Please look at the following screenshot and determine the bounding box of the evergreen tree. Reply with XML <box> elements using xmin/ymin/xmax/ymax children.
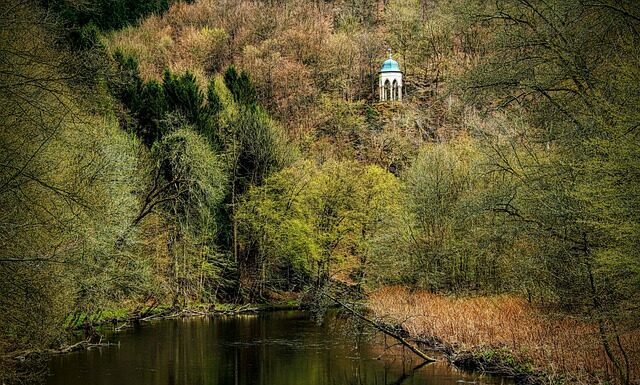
<box><xmin>137</xmin><ymin>80</ymin><xmax>168</xmax><ymax>146</ymax></box>
<box><xmin>224</xmin><ymin>65</ymin><xmax>257</xmax><ymax>106</ymax></box>
<box><xmin>162</xmin><ymin>69</ymin><xmax>205</xmax><ymax>126</ymax></box>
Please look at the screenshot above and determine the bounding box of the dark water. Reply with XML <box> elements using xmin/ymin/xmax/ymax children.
<box><xmin>47</xmin><ymin>310</ymin><xmax>510</xmax><ymax>385</ymax></box>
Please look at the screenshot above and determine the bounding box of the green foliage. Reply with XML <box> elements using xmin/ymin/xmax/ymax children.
<box><xmin>236</xmin><ymin>159</ymin><xmax>402</xmax><ymax>297</ymax></box>
<box><xmin>163</xmin><ymin>70</ymin><xmax>205</xmax><ymax>126</ymax></box>
<box><xmin>152</xmin><ymin>128</ymin><xmax>226</xmax><ymax>226</ymax></box>
<box><xmin>224</xmin><ymin>65</ymin><xmax>257</xmax><ymax>106</ymax></box>
<box><xmin>317</xmin><ymin>97</ymin><xmax>367</xmax><ymax>137</ymax></box>
<box><xmin>231</xmin><ymin>106</ymin><xmax>294</xmax><ymax>192</ymax></box>
<box><xmin>236</xmin><ymin>161</ymin><xmax>320</xmax><ymax>292</ymax></box>
<box><xmin>461</xmin><ymin>2</ymin><xmax>640</xmax><ymax>382</ymax></box>
<box><xmin>111</xmin><ymin>55</ymin><xmax>218</xmax><ymax>146</ymax></box>
<box><xmin>463</xmin><ymin>0</ymin><xmax>640</xmax><ymax>308</ymax></box>
<box><xmin>0</xmin><ymin>5</ymin><xmax>238</xmax><ymax>368</ymax></box>
<box><xmin>69</xmin><ymin>22</ymin><xmax>103</xmax><ymax>51</ymax></box>
<box><xmin>112</xmin><ymin>49</ymin><xmax>143</xmax><ymax>109</ymax></box>
<box><xmin>150</xmin><ymin>128</ymin><xmax>229</xmax><ymax>303</ymax></box>
<box><xmin>200</xmin><ymin>75</ymin><xmax>238</xmax><ymax>150</ymax></box>
<box><xmin>206</xmin><ymin>77</ymin><xmax>224</xmax><ymax>118</ymax></box>
<box><xmin>0</xmin><ymin>1</ymin><xmax>153</xmax><ymax>357</ymax></box>
<box><xmin>367</xmin><ymin>137</ymin><xmax>515</xmax><ymax>292</ymax></box>
<box><xmin>137</xmin><ymin>80</ymin><xmax>169</xmax><ymax>145</ymax></box>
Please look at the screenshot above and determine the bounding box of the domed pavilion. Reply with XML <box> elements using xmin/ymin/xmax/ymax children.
<box><xmin>379</xmin><ymin>51</ymin><xmax>403</xmax><ymax>102</ymax></box>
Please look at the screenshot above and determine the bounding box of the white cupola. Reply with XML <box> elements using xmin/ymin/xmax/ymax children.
<box><xmin>379</xmin><ymin>50</ymin><xmax>403</xmax><ymax>102</ymax></box>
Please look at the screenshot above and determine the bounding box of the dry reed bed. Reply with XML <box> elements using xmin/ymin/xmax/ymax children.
<box><xmin>368</xmin><ymin>287</ymin><xmax>639</xmax><ymax>385</ymax></box>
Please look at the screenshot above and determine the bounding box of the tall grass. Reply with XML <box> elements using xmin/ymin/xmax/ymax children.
<box><xmin>368</xmin><ymin>287</ymin><xmax>639</xmax><ymax>385</ymax></box>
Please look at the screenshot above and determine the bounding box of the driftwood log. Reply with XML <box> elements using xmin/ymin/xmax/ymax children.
<box><xmin>4</xmin><ymin>338</ymin><xmax>113</xmax><ymax>361</ymax></box>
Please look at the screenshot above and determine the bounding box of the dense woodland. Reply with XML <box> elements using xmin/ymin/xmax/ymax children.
<box><xmin>1</xmin><ymin>0</ymin><xmax>639</xmax><ymax>383</ymax></box>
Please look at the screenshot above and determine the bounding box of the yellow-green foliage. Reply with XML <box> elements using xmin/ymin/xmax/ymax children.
<box><xmin>0</xmin><ymin>2</ymin><xmax>150</xmax><ymax>351</ymax></box>
<box><xmin>236</xmin><ymin>159</ymin><xmax>402</xmax><ymax>289</ymax></box>
<box><xmin>150</xmin><ymin>128</ymin><xmax>228</xmax><ymax>303</ymax></box>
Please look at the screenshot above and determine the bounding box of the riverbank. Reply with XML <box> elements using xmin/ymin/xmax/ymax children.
<box><xmin>68</xmin><ymin>300</ymin><xmax>304</xmax><ymax>331</ymax></box>
<box><xmin>367</xmin><ymin>287</ymin><xmax>639</xmax><ymax>385</ymax></box>
<box><xmin>1</xmin><ymin>300</ymin><xmax>309</xmax><ymax>382</ymax></box>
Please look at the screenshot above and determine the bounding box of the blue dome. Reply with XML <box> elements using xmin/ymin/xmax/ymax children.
<box><xmin>380</xmin><ymin>58</ymin><xmax>401</xmax><ymax>72</ymax></box>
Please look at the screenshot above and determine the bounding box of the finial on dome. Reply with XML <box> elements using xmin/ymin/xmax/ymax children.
<box><xmin>387</xmin><ymin>48</ymin><xmax>392</xmax><ymax>59</ymax></box>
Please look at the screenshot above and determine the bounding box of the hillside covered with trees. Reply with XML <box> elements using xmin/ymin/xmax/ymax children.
<box><xmin>1</xmin><ymin>0</ymin><xmax>639</xmax><ymax>384</ymax></box>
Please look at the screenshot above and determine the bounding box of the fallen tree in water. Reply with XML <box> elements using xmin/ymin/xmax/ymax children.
<box><xmin>321</xmin><ymin>292</ymin><xmax>437</xmax><ymax>362</ymax></box>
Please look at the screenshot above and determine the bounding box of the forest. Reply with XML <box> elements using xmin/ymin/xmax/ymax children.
<box><xmin>1</xmin><ymin>0</ymin><xmax>639</xmax><ymax>384</ymax></box>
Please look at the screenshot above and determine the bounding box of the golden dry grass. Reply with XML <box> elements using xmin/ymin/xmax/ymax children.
<box><xmin>368</xmin><ymin>287</ymin><xmax>639</xmax><ymax>385</ymax></box>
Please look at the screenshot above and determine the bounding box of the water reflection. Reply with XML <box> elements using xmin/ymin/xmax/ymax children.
<box><xmin>47</xmin><ymin>311</ymin><xmax>511</xmax><ymax>385</ymax></box>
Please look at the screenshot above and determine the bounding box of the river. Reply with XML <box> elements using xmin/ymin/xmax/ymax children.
<box><xmin>47</xmin><ymin>310</ymin><xmax>511</xmax><ymax>385</ymax></box>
